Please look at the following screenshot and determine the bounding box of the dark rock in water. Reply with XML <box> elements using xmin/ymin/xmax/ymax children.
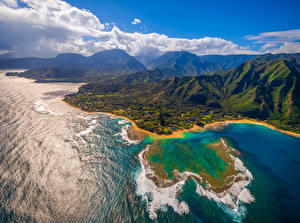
<box><xmin>127</xmin><ymin>126</ymin><xmax>148</xmax><ymax>141</ymax></box>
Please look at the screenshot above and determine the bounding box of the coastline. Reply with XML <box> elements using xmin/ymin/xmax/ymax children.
<box><xmin>62</xmin><ymin>99</ymin><xmax>204</xmax><ymax>139</ymax></box>
<box><xmin>63</xmin><ymin>100</ymin><xmax>300</xmax><ymax>139</ymax></box>
<box><xmin>204</xmin><ymin>119</ymin><xmax>300</xmax><ymax>139</ymax></box>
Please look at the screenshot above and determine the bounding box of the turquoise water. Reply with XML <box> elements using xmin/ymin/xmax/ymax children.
<box><xmin>76</xmin><ymin>115</ymin><xmax>300</xmax><ymax>222</ymax></box>
<box><xmin>147</xmin><ymin>135</ymin><xmax>232</xmax><ymax>187</ymax></box>
<box><xmin>213</xmin><ymin>124</ymin><xmax>300</xmax><ymax>222</ymax></box>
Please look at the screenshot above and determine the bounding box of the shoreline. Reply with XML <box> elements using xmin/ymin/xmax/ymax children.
<box><xmin>63</xmin><ymin>100</ymin><xmax>300</xmax><ymax>139</ymax></box>
<box><xmin>63</xmin><ymin>99</ymin><xmax>204</xmax><ymax>139</ymax></box>
<box><xmin>4</xmin><ymin>71</ymin><xmax>300</xmax><ymax>139</ymax></box>
<box><xmin>204</xmin><ymin>119</ymin><xmax>300</xmax><ymax>139</ymax></box>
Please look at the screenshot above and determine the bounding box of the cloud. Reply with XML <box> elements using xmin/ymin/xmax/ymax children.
<box><xmin>259</xmin><ymin>43</ymin><xmax>278</xmax><ymax>51</ymax></box>
<box><xmin>132</xmin><ymin>18</ymin><xmax>141</xmax><ymax>25</ymax></box>
<box><xmin>0</xmin><ymin>0</ymin><xmax>257</xmax><ymax>58</ymax></box>
<box><xmin>2</xmin><ymin>0</ymin><xmax>18</xmax><ymax>7</ymax></box>
<box><xmin>246</xmin><ymin>29</ymin><xmax>300</xmax><ymax>54</ymax></box>
<box><xmin>0</xmin><ymin>0</ymin><xmax>104</xmax><ymax>57</ymax></box>
<box><xmin>265</xmin><ymin>42</ymin><xmax>300</xmax><ymax>54</ymax></box>
<box><xmin>246</xmin><ymin>29</ymin><xmax>300</xmax><ymax>43</ymax></box>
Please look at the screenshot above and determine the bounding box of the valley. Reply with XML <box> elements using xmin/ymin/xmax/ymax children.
<box><xmin>63</xmin><ymin>53</ymin><xmax>300</xmax><ymax>135</ymax></box>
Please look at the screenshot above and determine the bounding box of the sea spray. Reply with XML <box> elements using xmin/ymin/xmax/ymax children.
<box><xmin>114</xmin><ymin>119</ymin><xmax>142</xmax><ymax>145</ymax></box>
<box><xmin>76</xmin><ymin>119</ymin><xmax>98</xmax><ymax>137</ymax></box>
<box><xmin>195</xmin><ymin>156</ymin><xmax>254</xmax><ymax>222</ymax></box>
<box><xmin>136</xmin><ymin>137</ymin><xmax>255</xmax><ymax>221</ymax></box>
<box><xmin>135</xmin><ymin>145</ymin><xmax>190</xmax><ymax>219</ymax></box>
<box><xmin>33</xmin><ymin>100</ymin><xmax>57</xmax><ymax>115</ymax></box>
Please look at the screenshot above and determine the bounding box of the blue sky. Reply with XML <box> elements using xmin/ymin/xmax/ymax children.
<box><xmin>68</xmin><ymin>0</ymin><xmax>300</xmax><ymax>44</ymax></box>
<box><xmin>0</xmin><ymin>0</ymin><xmax>299</xmax><ymax>57</ymax></box>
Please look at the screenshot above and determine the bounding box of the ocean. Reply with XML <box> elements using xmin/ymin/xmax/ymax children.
<box><xmin>0</xmin><ymin>73</ymin><xmax>300</xmax><ymax>222</ymax></box>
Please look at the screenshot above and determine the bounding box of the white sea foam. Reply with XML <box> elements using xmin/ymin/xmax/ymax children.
<box><xmin>33</xmin><ymin>101</ymin><xmax>56</xmax><ymax>115</ymax></box>
<box><xmin>121</xmin><ymin>125</ymin><xmax>141</xmax><ymax>145</ymax></box>
<box><xmin>118</xmin><ymin>119</ymin><xmax>131</xmax><ymax>125</ymax></box>
<box><xmin>135</xmin><ymin>139</ymin><xmax>255</xmax><ymax>221</ymax></box>
<box><xmin>76</xmin><ymin>119</ymin><xmax>97</xmax><ymax>137</ymax></box>
<box><xmin>135</xmin><ymin>146</ymin><xmax>190</xmax><ymax>219</ymax></box>
<box><xmin>114</xmin><ymin>120</ymin><xmax>141</xmax><ymax>145</ymax></box>
<box><xmin>195</xmin><ymin>147</ymin><xmax>254</xmax><ymax>221</ymax></box>
<box><xmin>83</xmin><ymin>115</ymin><xmax>94</xmax><ymax>120</ymax></box>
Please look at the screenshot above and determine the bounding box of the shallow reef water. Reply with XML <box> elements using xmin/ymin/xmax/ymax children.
<box><xmin>1</xmin><ymin>73</ymin><xmax>300</xmax><ymax>222</ymax></box>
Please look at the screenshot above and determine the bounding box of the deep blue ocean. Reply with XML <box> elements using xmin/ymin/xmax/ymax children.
<box><xmin>2</xmin><ymin>75</ymin><xmax>299</xmax><ymax>222</ymax></box>
<box><xmin>78</xmin><ymin>114</ymin><xmax>300</xmax><ymax>223</ymax></box>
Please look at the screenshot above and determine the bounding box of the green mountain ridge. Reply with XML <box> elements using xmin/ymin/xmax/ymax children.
<box><xmin>148</xmin><ymin>51</ymin><xmax>220</xmax><ymax>75</ymax></box>
<box><xmin>3</xmin><ymin>49</ymin><xmax>146</xmax><ymax>80</ymax></box>
<box><xmin>221</xmin><ymin>57</ymin><xmax>300</xmax><ymax>117</ymax></box>
<box><xmin>64</xmin><ymin>55</ymin><xmax>300</xmax><ymax>134</ymax></box>
<box><xmin>198</xmin><ymin>54</ymin><xmax>258</xmax><ymax>70</ymax></box>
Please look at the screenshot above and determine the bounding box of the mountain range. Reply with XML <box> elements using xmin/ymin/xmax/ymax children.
<box><xmin>2</xmin><ymin>48</ymin><xmax>300</xmax><ymax>134</ymax></box>
<box><xmin>2</xmin><ymin>49</ymin><xmax>261</xmax><ymax>81</ymax></box>
<box><xmin>1</xmin><ymin>49</ymin><xmax>146</xmax><ymax>78</ymax></box>
<box><xmin>64</xmin><ymin>53</ymin><xmax>300</xmax><ymax>134</ymax></box>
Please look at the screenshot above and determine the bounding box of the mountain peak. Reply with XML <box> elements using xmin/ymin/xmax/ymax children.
<box><xmin>148</xmin><ymin>50</ymin><xmax>216</xmax><ymax>75</ymax></box>
<box><xmin>90</xmin><ymin>49</ymin><xmax>130</xmax><ymax>58</ymax></box>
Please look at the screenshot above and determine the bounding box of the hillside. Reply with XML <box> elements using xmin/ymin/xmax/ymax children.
<box><xmin>64</xmin><ymin>55</ymin><xmax>300</xmax><ymax>134</ymax></box>
<box><xmin>148</xmin><ymin>51</ymin><xmax>219</xmax><ymax>75</ymax></box>
<box><xmin>2</xmin><ymin>49</ymin><xmax>146</xmax><ymax>81</ymax></box>
<box><xmin>198</xmin><ymin>54</ymin><xmax>258</xmax><ymax>69</ymax></box>
<box><xmin>220</xmin><ymin>57</ymin><xmax>300</xmax><ymax>130</ymax></box>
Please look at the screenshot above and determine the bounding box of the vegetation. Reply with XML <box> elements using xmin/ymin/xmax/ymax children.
<box><xmin>64</xmin><ymin>74</ymin><xmax>243</xmax><ymax>134</ymax></box>
<box><xmin>65</xmin><ymin>55</ymin><xmax>300</xmax><ymax>135</ymax></box>
<box><xmin>65</xmin><ymin>92</ymin><xmax>242</xmax><ymax>134</ymax></box>
<box><xmin>5</xmin><ymin>50</ymin><xmax>299</xmax><ymax>134</ymax></box>
<box><xmin>148</xmin><ymin>51</ymin><xmax>219</xmax><ymax>75</ymax></box>
<box><xmin>4</xmin><ymin>49</ymin><xmax>146</xmax><ymax>82</ymax></box>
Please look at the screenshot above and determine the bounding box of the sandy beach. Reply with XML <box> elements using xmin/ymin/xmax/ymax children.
<box><xmin>204</xmin><ymin>119</ymin><xmax>300</xmax><ymax>139</ymax></box>
<box><xmin>63</xmin><ymin>101</ymin><xmax>206</xmax><ymax>139</ymax></box>
<box><xmin>64</xmin><ymin>101</ymin><xmax>300</xmax><ymax>140</ymax></box>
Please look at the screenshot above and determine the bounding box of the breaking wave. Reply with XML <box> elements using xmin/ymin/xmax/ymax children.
<box><xmin>76</xmin><ymin>119</ymin><xmax>98</xmax><ymax>137</ymax></box>
<box><xmin>135</xmin><ymin>139</ymin><xmax>255</xmax><ymax>222</ymax></box>
<box><xmin>135</xmin><ymin>146</ymin><xmax>190</xmax><ymax>219</ymax></box>
<box><xmin>33</xmin><ymin>100</ymin><xmax>56</xmax><ymax>115</ymax></box>
<box><xmin>114</xmin><ymin>119</ymin><xmax>141</xmax><ymax>145</ymax></box>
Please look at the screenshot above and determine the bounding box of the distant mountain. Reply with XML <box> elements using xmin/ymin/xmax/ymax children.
<box><xmin>220</xmin><ymin>56</ymin><xmax>300</xmax><ymax>119</ymax></box>
<box><xmin>0</xmin><ymin>49</ymin><xmax>146</xmax><ymax>76</ymax></box>
<box><xmin>87</xmin><ymin>49</ymin><xmax>146</xmax><ymax>74</ymax></box>
<box><xmin>97</xmin><ymin>68</ymin><xmax>183</xmax><ymax>85</ymax></box>
<box><xmin>148</xmin><ymin>51</ymin><xmax>261</xmax><ymax>75</ymax></box>
<box><xmin>65</xmin><ymin>54</ymin><xmax>300</xmax><ymax>134</ymax></box>
<box><xmin>148</xmin><ymin>51</ymin><xmax>219</xmax><ymax>75</ymax></box>
<box><xmin>3</xmin><ymin>49</ymin><xmax>147</xmax><ymax>81</ymax></box>
<box><xmin>198</xmin><ymin>54</ymin><xmax>258</xmax><ymax>70</ymax></box>
<box><xmin>134</xmin><ymin>55</ymin><xmax>159</xmax><ymax>67</ymax></box>
<box><xmin>52</xmin><ymin>53</ymin><xmax>88</xmax><ymax>69</ymax></box>
<box><xmin>6</xmin><ymin>68</ymin><xmax>111</xmax><ymax>83</ymax></box>
<box><xmin>247</xmin><ymin>53</ymin><xmax>300</xmax><ymax>64</ymax></box>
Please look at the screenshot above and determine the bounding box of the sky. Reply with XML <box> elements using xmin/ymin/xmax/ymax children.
<box><xmin>0</xmin><ymin>0</ymin><xmax>300</xmax><ymax>58</ymax></box>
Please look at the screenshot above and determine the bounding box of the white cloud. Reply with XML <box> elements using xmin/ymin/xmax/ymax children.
<box><xmin>246</xmin><ymin>29</ymin><xmax>300</xmax><ymax>43</ymax></box>
<box><xmin>2</xmin><ymin>0</ymin><xmax>18</xmax><ymax>7</ymax></box>
<box><xmin>260</xmin><ymin>43</ymin><xmax>278</xmax><ymax>51</ymax></box>
<box><xmin>246</xmin><ymin>29</ymin><xmax>300</xmax><ymax>54</ymax></box>
<box><xmin>132</xmin><ymin>18</ymin><xmax>141</xmax><ymax>25</ymax></box>
<box><xmin>265</xmin><ymin>42</ymin><xmax>300</xmax><ymax>54</ymax></box>
<box><xmin>0</xmin><ymin>0</ymin><xmax>257</xmax><ymax>58</ymax></box>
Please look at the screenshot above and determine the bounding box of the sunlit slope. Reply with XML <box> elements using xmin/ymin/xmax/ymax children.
<box><xmin>65</xmin><ymin>55</ymin><xmax>300</xmax><ymax>134</ymax></box>
<box><xmin>220</xmin><ymin>58</ymin><xmax>300</xmax><ymax>122</ymax></box>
